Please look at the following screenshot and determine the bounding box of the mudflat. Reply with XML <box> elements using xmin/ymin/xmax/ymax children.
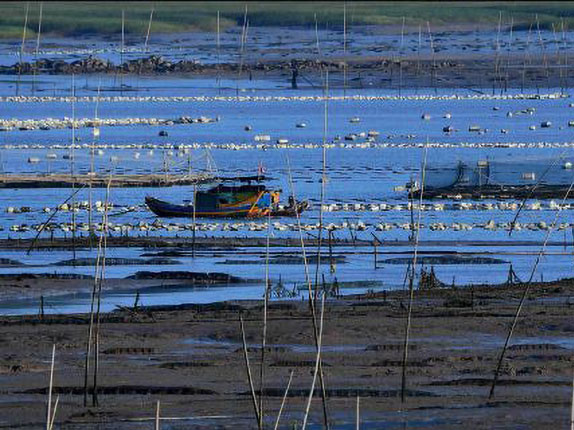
<box><xmin>0</xmin><ymin>280</ymin><xmax>571</xmax><ymax>429</ymax></box>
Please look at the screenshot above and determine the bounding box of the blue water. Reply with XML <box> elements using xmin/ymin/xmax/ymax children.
<box><xmin>1</xmin><ymin>71</ymin><xmax>574</xmax><ymax>313</ymax></box>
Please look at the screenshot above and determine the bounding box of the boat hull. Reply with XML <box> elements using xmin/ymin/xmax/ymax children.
<box><xmin>145</xmin><ymin>196</ymin><xmax>268</xmax><ymax>219</ymax></box>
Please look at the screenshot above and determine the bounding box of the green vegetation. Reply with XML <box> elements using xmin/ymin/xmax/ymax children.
<box><xmin>1</xmin><ymin>1</ymin><xmax>573</xmax><ymax>39</ymax></box>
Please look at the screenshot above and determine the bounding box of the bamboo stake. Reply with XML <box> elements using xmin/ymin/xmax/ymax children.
<box><xmin>48</xmin><ymin>395</ymin><xmax>59</xmax><ymax>430</ymax></box>
<box><xmin>302</xmin><ymin>293</ymin><xmax>326</xmax><ymax>430</ymax></box>
<box><xmin>562</xmin><ymin>18</ymin><xmax>568</xmax><ymax>92</ymax></box>
<box><xmin>236</xmin><ymin>4</ymin><xmax>248</xmax><ymax>95</ymax></box>
<box><xmin>32</xmin><ymin>2</ymin><xmax>43</xmax><ymax>95</ymax></box>
<box><xmin>258</xmin><ymin>207</ymin><xmax>272</xmax><ymax>429</ymax></box>
<box><xmin>355</xmin><ymin>395</ymin><xmax>360</xmax><ymax>430</ymax></box>
<box><xmin>92</xmin><ymin>173</ymin><xmax>112</xmax><ymax>407</ymax></box>
<box><xmin>400</xmin><ymin>144</ymin><xmax>428</xmax><ymax>403</ymax></box>
<box><xmin>70</xmin><ymin>74</ymin><xmax>77</xmax><ymax>261</ymax></box>
<box><xmin>535</xmin><ymin>14</ymin><xmax>550</xmax><ymax>91</ymax></box>
<box><xmin>570</xmin><ymin>369</ymin><xmax>573</xmax><ymax>430</ymax></box>
<box><xmin>26</xmin><ymin>185</ymin><xmax>87</xmax><ymax>255</ymax></box>
<box><xmin>46</xmin><ymin>344</ymin><xmax>55</xmax><ymax>430</ymax></box>
<box><xmin>343</xmin><ymin>2</ymin><xmax>347</xmax><ymax>97</ymax></box>
<box><xmin>144</xmin><ymin>7</ymin><xmax>154</xmax><ymax>52</ymax></box>
<box><xmin>17</xmin><ymin>2</ymin><xmax>29</xmax><ymax>96</ymax></box>
<box><xmin>89</xmin><ymin>80</ymin><xmax>102</xmax><ymax>242</ymax></box>
<box><xmin>313</xmin><ymin>68</ymin><xmax>329</xmax><ymax>303</ymax></box>
<box><xmin>427</xmin><ymin>21</ymin><xmax>437</xmax><ymax>94</ymax></box>
<box><xmin>155</xmin><ymin>400</ymin><xmax>160</xmax><ymax>430</ymax></box>
<box><xmin>314</xmin><ymin>13</ymin><xmax>321</xmax><ymax>57</ymax></box>
<box><xmin>83</xmin><ymin>180</ymin><xmax>108</xmax><ymax>405</ymax></box>
<box><xmin>240</xmin><ymin>314</ymin><xmax>261</xmax><ymax>428</ymax></box>
<box><xmin>493</xmin><ymin>11</ymin><xmax>502</xmax><ymax>95</ymax></box>
<box><xmin>273</xmin><ymin>370</ymin><xmax>294</xmax><ymax>430</ymax></box>
<box><xmin>489</xmin><ymin>174</ymin><xmax>574</xmax><ymax>399</ymax></box>
<box><xmin>398</xmin><ymin>16</ymin><xmax>405</xmax><ymax>96</ymax></box>
<box><xmin>216</xmin><ymin>10</ymin><xmax>221</xmax><ymax>93</ymax></box>
<box><xmin>285</xmin><ymin>153</ymin><xmax>330</xmax><ymax>429</ymax></box>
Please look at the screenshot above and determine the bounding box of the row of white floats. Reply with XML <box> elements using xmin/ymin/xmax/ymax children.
<box><xmin>5</xmin><ymin>220</ymin><xmax>572</xmax><ymax>233</ymax></box>
<box><xmin>321</xmin><ymin>201</ymin><xmax>573</xmax><ymax>212</ymax></box>
<box><xmin>0</xmin><ymin>93</ymin><xmax>567</xmax><ymax>103</ymax></box>
<box><xmin>7</xmin><ymin>141</ymin><xmax>574</xmax><ymax>152</ymax></box>
<box><xmin>5</xmin><ymin>200</ymin><xmax>574</xmax><ymax>215</ymax></box>
<box><xmin>0</xmin><ymin>116</ymin><xmax>217</xmax><ymax>132</ymax></box>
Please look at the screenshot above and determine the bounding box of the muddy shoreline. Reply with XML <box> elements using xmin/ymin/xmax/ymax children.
<box><xmin>3</xmin><ymin>53</ymin><xmax>569</xmax><ymax>90</ymax></box>
<box><xmin>0</xmin><ymin>281</ymin><xmax>571</xmax><ymax>429</ymax></box>
<box><xmin>2</xmin><ymin>236</ymin><xmax>572</xmax><ymax>250</ymax></box>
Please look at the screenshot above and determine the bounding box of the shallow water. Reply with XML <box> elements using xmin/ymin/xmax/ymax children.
<box><xmin>0</xmin><ymin>242</ymin><xmax>572</xmax><ymax>315</ymax></box>
<box><xmin>2</xmin><ymin>69</ymin><xmax>574</xmax><ymax>314</ymax></box>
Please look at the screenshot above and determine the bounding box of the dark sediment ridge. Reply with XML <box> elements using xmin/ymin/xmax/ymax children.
<box><xmin>125</xmin><ymin>271</ymin><xmax>243</xmax><ymax>283</ymax></box>
<box><xmin>3</xmin><ymin>236</ymin><xmax>573</xmax><ymax>251</ymax></box>
<box><xmin>1</xmin><ymin>54</ymin><xmax>567</xmax><ymax>89</ymax></box>
<box><xmin>381</xmin><ymin>255</ymin><xmax>507</xmax><ymax>265</ymax></box>
<box><xmin>53</xmin><ymin>257</ymin><xmax>180</xmax><ymax>266</ymax></box>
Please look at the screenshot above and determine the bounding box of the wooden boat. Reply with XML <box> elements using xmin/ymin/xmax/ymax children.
<box><xmin>146</xmin><ymin>184</ymin><xmax>278</xmax><ymax>219</ymax></box>
<box><xmin>146</xmin><ymin>183</ymin><xmax>310</xmax><ymax>219</ymax></box>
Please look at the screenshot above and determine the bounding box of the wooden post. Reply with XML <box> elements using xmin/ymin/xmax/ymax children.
<box><xmin>328</xmin><ymin>229</ymin><xmax>335</xmax><ymax>274</ymax></box>
<box><xmin>373</xmin><ymin>240</ymin><xmax>378</xmax><ymax>269</ymax></box>
<box><xmin>39</xmin><ymin>295</ymin><xmax>44</xmax><ymax>319</ymax></box>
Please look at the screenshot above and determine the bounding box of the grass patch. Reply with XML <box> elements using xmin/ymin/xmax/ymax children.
<box><xmin>0</xmin><ymin>1</ymin><xmax>573</xmax><ymax>39</ymax></box>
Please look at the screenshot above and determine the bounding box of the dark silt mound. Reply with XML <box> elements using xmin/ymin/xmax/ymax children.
<box><xmin>381</xmin><ymin>255</ymin><xmax>507</xmax><ymax>265</ymax></box>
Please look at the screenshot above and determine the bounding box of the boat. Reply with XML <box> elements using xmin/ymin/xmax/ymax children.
<box><xmin>146</xmin><ymin>183</ymin><xmax>277</xmax><ymax>218</ymax></box>
<box><xmin>146</xmin><ymin>182</ymin><xmax>309</xmax><ymax>219</ymax></box>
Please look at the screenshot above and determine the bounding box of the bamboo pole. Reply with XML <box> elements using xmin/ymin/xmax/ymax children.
<box><xmin>489</xmin><ymin>175</ymin><xmax>574</xmax><ymax>399</ymax></box>
<box><xmin>26</xmin><ymin>185</ymin><xmax>87</xmax><ymax>255</ymax></box>
<box><xmin>400</xmin><ymin>145</ymin><xmax>428</xmax><ymax>403</ymax></box>
<box><xmin>302</xmin><ymin>293</ymin><xmax>326</xmax><ymax>430</ymax></box>
<box><xmin>89</xmin><ymin>80</ymin><xmax>102</xmax><ymax>243</ymax></box>
<box><xmin>355</xmin><ymin>396</ymin><xmax>360</xmax><ymax>430</ymax></box>
<box><xmin>32</xmin><ymin>2</ymin><xmax>43</xmax><ymax>95</ymax></box>
<box><xmin>273</xmin><ymin>370</ymin><xmax>294</xmax><ymax>430</ymax></box>
<box><xmin>342</xmin><ymin>2</ymin><xmax>347</xmax><ymax>97</ymax></box>
<box><xmin>285</xmin><ymin>153</ymin><xmax>330</xmax><ymax>430</ymax></box>
<box><xmin>240</xmin><ymin>314</ymin><xmax>261</xmax><ymax>428</ymax></box>
<box><xmin>155</xmin><ymin>400</ymin><xmax>160</xmax><ymax>430</ymax></box>
<box><xmin>46</xmin><ymin>344</ymin><xmax>55</xmax><ymax>430</ymax></box>
<box><xmin>48</xmin><ymin>396</ymin><xmax>59</xmax><ymax>430</ymax></box>
<box><xmin>70</xmin><ymin>74</ymin><xmax>77</xmax><ymax>261</ymax></box>
<box><xmin>216</xmin><ymin>10</ymin><xmax>221</xmax><ymax>93</ymax></box>
<box><xmin>313</xmin><ymin>68</ymin><xmax>329</xmax><ymax>303</ymax></box>
<box><xmin>427</xmin><ymin>22</ymin><xmax>437</xmax><ymax>94</ymax></box>
<box><xmin>144</xmin><ymin>7</ymin><xmax>154</xmax><ymax>52</ymax></box>
<box><xmin>236</xmin><ymin>4</ymin><xmax>248</xmax><ymax>95</ymax></box>
<box><xmin>314</xmin><ymin>13</ymin><xmax>321</xmax><ymax>57</ymax></box>
<box><xmin>92</xmin><ymin>173</ymin><xmax>112</xmax><ymax>407</ymax></box>
<box><xmin>398</xmin><ymin>16</ymin><xmax>405</xmax><ymax>96</ymax></box>
<box><xmin>17</xmin><ymin>2</ymin><xmax>29</xmax><ymax>96</ymax></box>
<box><xmin>258</xmin><ymin>208</ymin><xmax>272</xmax><ymax>429</ymax></box>
<box><xmin>570</xmin><ymin>369</ymin><xmax>573</xmax><ymax>430</ymax></box>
